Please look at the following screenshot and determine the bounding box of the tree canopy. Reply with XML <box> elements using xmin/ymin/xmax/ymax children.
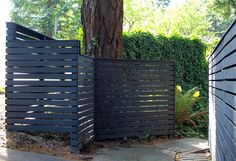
<box><xmin>214</xmin><ymin>0</ymin><xmax>236</xmax><ymax>17</ymax></box>
<box><xmin>10</xmin><ymin>0</ymin><xmax>235</xmax><ymax>53</ymax></box>
<box><xmin>11</xmin><ymin>0</ymin><xmax>82</xmax><ymax>39</ymax></box>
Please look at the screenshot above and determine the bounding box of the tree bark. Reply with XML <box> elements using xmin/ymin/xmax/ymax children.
<box><xmin>81</xmin><ymin>0</ymin><xmax>123</xmax><ymax>58</ymax></box>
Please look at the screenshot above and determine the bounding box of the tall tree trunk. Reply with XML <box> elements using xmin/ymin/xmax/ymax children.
<box><xmin>81</xmin><ymin>0</ymin><xmax>123</xmax><ymax>58</ymax></box>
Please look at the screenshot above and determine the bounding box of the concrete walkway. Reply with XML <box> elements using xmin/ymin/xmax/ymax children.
<box><xmin>92</xmin><ymin>138</ymin><xmax>208</xmax><ymax>161</ymax></box>
<box><xmin>0</xmin><ymin>138</ymin><xmax>208</xmax><ymax>161</ymax></box>
<box><xmin>0</xmin><ymin>148</ymin><xmax>67</xmax><ymax>161</ymax></box>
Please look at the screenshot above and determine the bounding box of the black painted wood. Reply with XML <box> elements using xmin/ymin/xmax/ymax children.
<box><xmin>94</xmin><ymin>59</ymin><xmax>175</xmax><ymax>140</ymax></box>
<box><xmin>209</xmin><ymin>18</ymin><xmax>236</xmax><ymax>161</ymax></box>
<box><xmin>5</xmin><ymin>22</ymin><xmax>82</xmax><ymax>152</ymax></box>
<box><xmin>6</xmin><ymin>22</ymin><xmax>176</xmax><ymax>152</ymax></box>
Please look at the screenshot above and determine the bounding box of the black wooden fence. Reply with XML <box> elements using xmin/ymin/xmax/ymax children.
<box><xmin>6</xmin><ymin>22</ymin><xmax>175</xmax><ymax>151</ymax></box>
<box><xmin>94</xmin><ymin>59</ymin><xmax>175</xmax><ymax>139</ymax></box>
<box><xmin>209</xmin><ymin>19</ymin><xmax>236</xmax><ymax>161</ymax></box>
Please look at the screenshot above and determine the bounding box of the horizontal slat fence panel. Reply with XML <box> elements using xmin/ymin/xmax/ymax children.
<box><xmin>77</xmin><ymin>54</ymin><xmax>94</xmax><ymax>149</ymax></box>
<box><xmin>6</xmin><ymin>22</ymin><xmax>176</xmax><ymax>152</ymax></box>
<box><xmin>6</xmin><ymin>22</ymin><xmax>82</xmax><ymax>152</ymax></box>
<box><xmin>6</xmin><ymin>22</ymin><xmax>53</xmax><ymax>41</ymax></box>
<box><xmin>209</xmin><ymin>19</ymin><xmax>236</xmax><ymax>161</ymax></box>
<box><xmin>94</xmin><ymin>59</ymin><xmax>175</xmax><ymax>140</ymax></box>
<box><xmin>6</xmin><ymin>39</ymin><xmax>81</xmax><ymax>151</ymax></box>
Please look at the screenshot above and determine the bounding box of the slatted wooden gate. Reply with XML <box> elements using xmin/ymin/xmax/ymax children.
<box><xmin>6</xmin><ymin>22</ymin><xmax>175</xmax><ymax>151</ymax></box>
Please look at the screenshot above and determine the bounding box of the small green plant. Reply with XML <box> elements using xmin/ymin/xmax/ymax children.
<box><xmin>0</xmin><ymin>87</ymin><xmax>5</xmax><ymax>94</ymax></box>
<box><xmin>175</xmin><ymin>85</ymin><xmax>207</xmax><ymax>138</ymax></box>
<box><xmin>176</xmin><ymin>85</ymin><xmax>207</xmax><ymax>126</ymax></box>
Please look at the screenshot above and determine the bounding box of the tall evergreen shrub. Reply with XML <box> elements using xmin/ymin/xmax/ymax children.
<box><xmin>123</xmin><ymin>32</ymin><xmax>208</xmax><ymax>110</ymax></box>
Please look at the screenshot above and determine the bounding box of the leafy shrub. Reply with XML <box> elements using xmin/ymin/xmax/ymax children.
<box><xmin>122</xmin><ymin>32</ymin><xmax>208</xmax><ymax>111</ymax></box>
<box><xmin>175</xmin><ymin>85</ymin><xmax>207</xmax><ymax>125</ymax></box>
<box><xmin>0</xmin><ymin>87</ymin><xmax>5</xmax><ymax>94</ymax></box>
<box><xmin>175</xmin><ymin>85</ymin><xmax>207</xmax><ymax>138</ymax></box>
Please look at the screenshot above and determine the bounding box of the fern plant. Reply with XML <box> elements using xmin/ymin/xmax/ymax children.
<box><xmin>175</xmin><ymin>85</ymin><xmax>207</xmax><ymax>127</ymax></box>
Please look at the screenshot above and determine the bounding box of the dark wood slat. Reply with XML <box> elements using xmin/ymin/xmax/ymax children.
<box><xmin>7</xmin><ymin>67</ymin><xmax>78</xmax><ymax>73</ymax></box>
<box><xmin>95</xmin><ymin>110</ymin><xmax>173</xmax><ymax>118</ymax></box>
<box><xmin>7</xmin><ymin>40</ymin><xmax>79</xmax><ymax>47</ymax></box>
<box><xmin>95</xmin><ymin>114</ymin><xmax>174</xmax><ymax>123</ymax></box>
<box><xmin>95</xmin><ymin>65</ymin><xmax>174</xmax><ymax>71</ymax></box>
<box><xmin>94</xmin><ymin>101</ymin><xmax>174</xmax><ymax>107</ymax></box>
<box><xmin>95</xmin><ymin>128</ymin><xmax>174</xmax><ymax>139</ymax></box>
<box><xmin>15</xmin><ymin>33</ymin><xmax>37</xmax><ymax>40</ymax></box>
<box><xmin>6</xmin><ymin>106</ymin><xmax>77</xmax><ymax>113</ymax></box>
<box><xmin>95</xmin><ymin>96</ymin><xmax>173</xmax><ymax>102</ymax></box>
<box><xmin>6</xmin><ymin>119</ymin><xmax>77</xmax><ymax>126</ymax></box>
<box><xmin>95</xmin><ymin>106</ymin><xmax>174</xmax><ymax>113</ymax></box>
<box><xmin>78</xmin><ymin>87</ymin><xmax>94</xmax><ymax>93</ymax></box>
<box><xmin>78</xmin><ymin>98</ymin><xmax>94</xmax><ymax>105</ymax></box>
<box><xmin>216</xmin><ymin>104</ymin><xmax>236</xmax><ymax>143</ymax></box>
<box><xmin>95</xmin><ymin>120</ymin><xmax>174</xmax><ymax>129</ymax></box>
<box><xmin>78</xmin><ymin>54</ymin><xmax>94</xmax><ymax>62</ymax></box>
<box><xmin>6</xmin><ymin>74</ymin><xmax>77</xmax><ymax>79</ymax></box>
<box><xmin>6</xmin><ymin>60</ymin><xmax>78</xmax><ymax>67</ymax></box>
<box><xmin>7</xmin><ymin>54</ymin><xmax>78</xmax><ymax>60</ymax></box>
<box><xmin>95</xmin><ymin>58</ymin><xmax>175</xmax><ymax>65</ymax></box>
<box><xmin>210</xmin><ymin>51</ymin><xmax>236</xmax><ymax>74</ymax></box>
<box><xmin>95</xmin><ymin>85</ymin><xmax>174</xmax><ymax>91</ymax></box>
<box><xmin>7</xmin><ymin>22</ymin><xmax>53</xmax><ymax>40</ymax></box>
<box><xmin>95</xmin><ymin>91</ymin><xmax>174</xmax><ymax>96</ymax></box>
<box><xmin>6</xmin><ymin>112</ymin><xmax>77</xmax><ymax>119</ymax></box>
<box><xmin>79</xmin><ymin>120</ymin><xmax>94</xmax><ymax>131</ymax></box>
<box><xmin>95</xmin><ymin>124</ymin><xmax>174</xmax><ymax>134</ymax></box>
<box><xmin>95</xmin><ymin>70</ymin><xmax>174</xmax><ymax>76</ymax></box>
<box><xmin>7</xmin><ymin>80</ymin><xmax>77</xmax><ymax>86</ymax></box>
<box><xmin>7</xmin><ymin>87</ymin><xmax>77</xmax><ymax>93</ymax></box>
<box><xmin>7</xmin><ymin>47</ymin><xmax>78</xmax><ymax>54</ymax></box>
<box><xmin>96</xmin><ymin>95</ymin><xmax>174</xmax><ymax>101</ymax></box>
<box><xmin>6</xmin><ymin>93</ymin><xmax>77</xmax><ymax>99</ymax></box>
<box><xmin>78</xmin><ymin>125</ymin><xmax>94</xmax><ymax>138</ymax></box>
<box><xmin>78</xmin><ymin>109</ymin><xmax>94</xmax><ymax>118</ymax></box>
<box><xmin>215</xmin><ymin>107</ymin><xmax>236</xmax><ymax>159</ymax></box>
<box><xmin>95</xmin><ymin>80</ymin><xmax>174</xmax><ymax>86</ymax></box>
<box><xmin>6</xmin><ymin>125</ymin><xmax>75</xmax><ymax>133</ymax></box>
<box><xmin>95</xmin><ymin>76</ymin><xmax>174</xmax><ymax>82</ymax></box>
<box><xmin>6</xmin><ymin>99</ymin><xmax>78</xmax><ymax>106</ymax></box>
<box><xmin>210</xmin><ymin>36</ymin><xmax>236</xmax><ymax>68</ymax></box>
<box><xmin>79</xmin><ymin>104</ymin><xmax>94</xmax><ymax>112</ymax></box>
<box><xmin>78</xmin><ymin>114</ymin><xmax>94</xmax><ymax>124</ymax></box>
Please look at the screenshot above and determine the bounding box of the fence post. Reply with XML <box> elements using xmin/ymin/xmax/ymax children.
<box><xmin>173</xmin><ymin>61</ymin><xmax>176</xmax><ymax>138</ymax></box>
<box><xmin>70</xmin><ymin>41</ymin><xmax>80</xmax><ymax>153</ymax></box>
<box><xmin>6</xmin><ymin>22</ymin><xmax>16</xmax><ymax>41</ymax></box>
<box><xmin>5</xmin><ymin>22</ymin><xmax>16</xmax><ymax>131</ymax></box>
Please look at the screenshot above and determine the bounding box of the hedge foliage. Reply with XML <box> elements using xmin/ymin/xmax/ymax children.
<box><xmin>122</xmin><ymin>32</ymin><xmax>208</xmax><ymax>110</ymax></box>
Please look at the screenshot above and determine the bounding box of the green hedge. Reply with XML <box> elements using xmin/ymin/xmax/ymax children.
<box><xmin>122</xmin><ymin>32</ymin><xmax>208</xmax><ymax>110</ymax></box>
